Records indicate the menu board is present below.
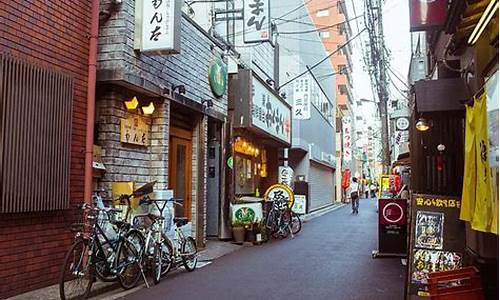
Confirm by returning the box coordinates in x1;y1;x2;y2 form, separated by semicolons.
406;194;465;299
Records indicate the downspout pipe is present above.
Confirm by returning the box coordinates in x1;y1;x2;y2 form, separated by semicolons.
84;0;100;205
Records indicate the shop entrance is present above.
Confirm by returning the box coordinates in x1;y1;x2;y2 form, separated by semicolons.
206;119;222;237
169;126;192;219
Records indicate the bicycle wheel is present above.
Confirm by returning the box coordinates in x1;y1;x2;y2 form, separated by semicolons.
94;244;118;282
151;242;162;284
291;212;302;235
116;229;144;290
59;240;94;300
265;209;278;235
181;237;198;272
159;234;173;277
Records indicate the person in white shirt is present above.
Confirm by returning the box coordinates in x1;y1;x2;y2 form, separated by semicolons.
349;177;361;214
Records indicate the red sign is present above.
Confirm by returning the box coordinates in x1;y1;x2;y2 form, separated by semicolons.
379;199;407;225
409;0;448;32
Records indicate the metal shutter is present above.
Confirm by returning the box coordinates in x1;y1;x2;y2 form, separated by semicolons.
308;161;335;211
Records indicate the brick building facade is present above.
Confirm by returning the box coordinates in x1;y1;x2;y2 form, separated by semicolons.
0;1;91;298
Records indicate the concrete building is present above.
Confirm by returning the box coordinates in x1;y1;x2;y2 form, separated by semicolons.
306;0;355;200
275;0;337;211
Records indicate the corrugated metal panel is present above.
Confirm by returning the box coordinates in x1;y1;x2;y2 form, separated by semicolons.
0;54;73;213
308;161;335;211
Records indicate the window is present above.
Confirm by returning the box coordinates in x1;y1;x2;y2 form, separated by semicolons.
339;84;348;95
319;31;330;39
316;9;329;17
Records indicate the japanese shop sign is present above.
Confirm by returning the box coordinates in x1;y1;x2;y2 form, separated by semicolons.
409;0;448;32
231;203;263;224
251;76;291;144
292;77;311;120
243;0;271;43
342;117;352;162
208;58;227;98
292;195;307;215
264;184;295;208
134;0;181;54
120;116;150;146
377;198;407;255
407;194;465;298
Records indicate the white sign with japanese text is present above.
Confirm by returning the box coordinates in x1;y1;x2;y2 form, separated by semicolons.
251;76;291;144
293;77;311;119
135;0;181;53
279;166;294;186
342;118;352;162
243;0;271;43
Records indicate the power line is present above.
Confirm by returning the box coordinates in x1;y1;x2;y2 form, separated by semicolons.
278;14;363;35
277;26;367;91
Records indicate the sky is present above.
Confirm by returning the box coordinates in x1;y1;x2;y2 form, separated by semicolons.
348;0;411;108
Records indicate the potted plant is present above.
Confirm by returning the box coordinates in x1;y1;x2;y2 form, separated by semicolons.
255;221;268;244
231;219;246;244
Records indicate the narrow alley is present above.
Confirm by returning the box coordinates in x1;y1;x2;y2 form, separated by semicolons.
120;199;405;300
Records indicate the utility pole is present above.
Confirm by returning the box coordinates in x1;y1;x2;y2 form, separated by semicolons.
363;0;391;172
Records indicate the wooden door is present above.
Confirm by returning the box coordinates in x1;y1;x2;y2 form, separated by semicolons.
169;127;192;219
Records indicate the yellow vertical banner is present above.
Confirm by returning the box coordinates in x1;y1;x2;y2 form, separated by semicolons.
460;104;476;222
471;94;496;234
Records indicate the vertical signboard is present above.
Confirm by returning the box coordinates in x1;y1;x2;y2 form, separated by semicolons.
406;194;465;299
409;0;448;32
342;117;352;163
243;0;271;43
293;77;311;120
135;0;181;54
375;198;407;256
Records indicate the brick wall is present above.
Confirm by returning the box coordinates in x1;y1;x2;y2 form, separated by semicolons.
97;0;229;116
0;1;91;298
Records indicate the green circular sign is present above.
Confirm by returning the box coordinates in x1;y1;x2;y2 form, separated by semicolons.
208;58;227;98
227;156;233;169
235;207;256;223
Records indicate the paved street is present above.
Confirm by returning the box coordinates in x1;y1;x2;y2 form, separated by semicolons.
120;199;405;300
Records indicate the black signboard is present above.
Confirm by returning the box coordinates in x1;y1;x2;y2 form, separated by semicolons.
373;198;408;257
406;194;465;299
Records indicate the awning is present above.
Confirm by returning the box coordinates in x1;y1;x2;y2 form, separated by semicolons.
393;152;411;167
414;78;470;112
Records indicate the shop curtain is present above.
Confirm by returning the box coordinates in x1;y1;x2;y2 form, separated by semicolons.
460;93;498;234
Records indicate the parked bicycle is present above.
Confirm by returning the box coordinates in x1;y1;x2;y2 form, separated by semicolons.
265;198;302;239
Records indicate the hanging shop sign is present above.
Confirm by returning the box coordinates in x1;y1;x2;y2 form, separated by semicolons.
134;0;181;54
120;116;150;146
209;58;227;98
406;194;465;298
396;117;410;131
243;0;271;43
251;76;291;144
264;183;294;208
409;0;448;32
293;77;311;120
342;118;352;162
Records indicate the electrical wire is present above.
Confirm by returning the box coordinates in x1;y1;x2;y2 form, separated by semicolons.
278;14;363;35
277;26;368;91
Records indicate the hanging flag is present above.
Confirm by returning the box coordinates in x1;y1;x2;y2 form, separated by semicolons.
471;94;496;234
460;104;477;222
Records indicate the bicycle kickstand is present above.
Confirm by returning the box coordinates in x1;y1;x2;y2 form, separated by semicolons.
139;263;150;288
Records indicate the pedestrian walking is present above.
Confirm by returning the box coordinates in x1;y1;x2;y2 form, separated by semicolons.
349;177;360;214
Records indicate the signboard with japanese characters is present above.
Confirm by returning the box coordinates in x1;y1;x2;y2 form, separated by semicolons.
278;166;294;186
120;116;150;146
406;194;465;299
134;0;181;54
251;76;291;144
342;118;352;162
243;0;271;43
292;77;311;120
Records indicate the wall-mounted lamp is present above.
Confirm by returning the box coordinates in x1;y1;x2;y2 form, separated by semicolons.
437;144;446;152
124;96;139;110
468;0;499;45
141;102;155;115
171;84;186;94
416;117;432;132
202;99;214;108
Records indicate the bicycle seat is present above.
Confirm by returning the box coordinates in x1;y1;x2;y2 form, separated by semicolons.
148;213;164;221
132;181;157;197
173;217;189;227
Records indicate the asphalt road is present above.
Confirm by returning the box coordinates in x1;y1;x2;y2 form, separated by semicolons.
120;198;405;300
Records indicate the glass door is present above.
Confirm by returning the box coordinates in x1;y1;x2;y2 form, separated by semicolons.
169;132;192;219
